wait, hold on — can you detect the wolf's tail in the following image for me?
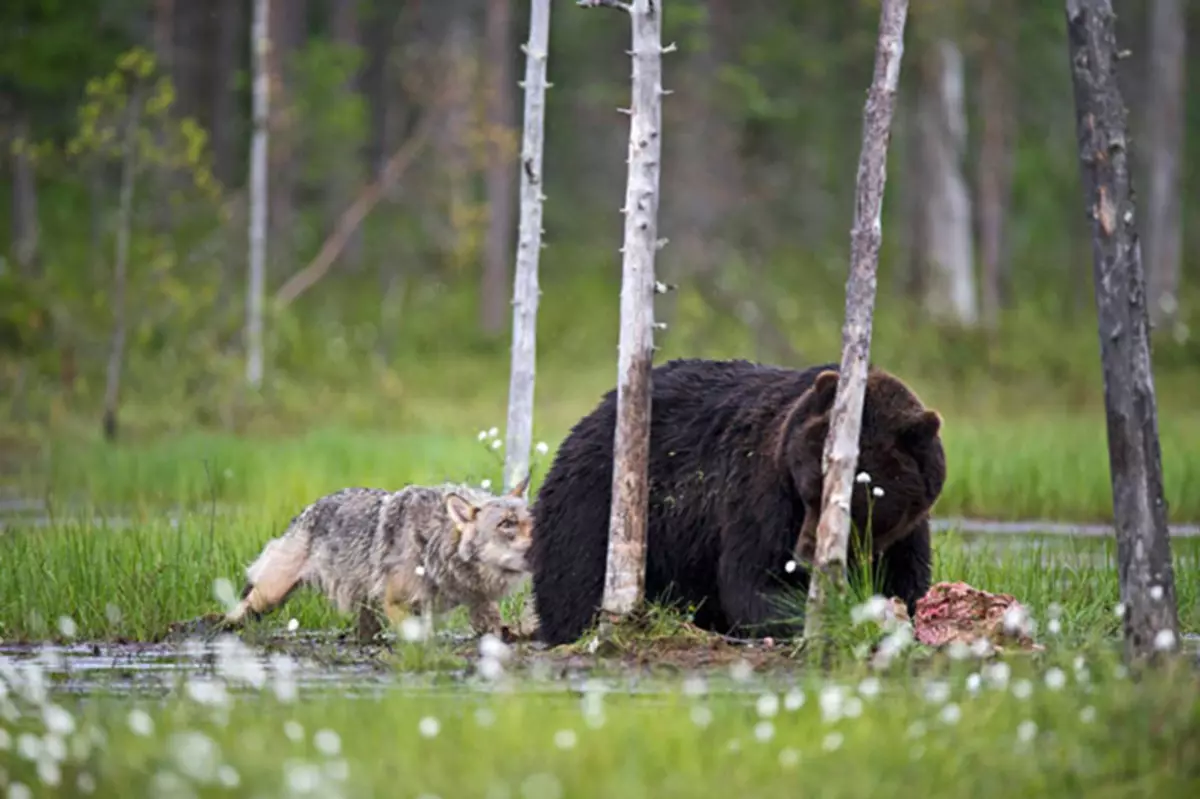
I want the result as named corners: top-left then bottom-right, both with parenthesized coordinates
top-left (224, 510), bottom-right (314, 625)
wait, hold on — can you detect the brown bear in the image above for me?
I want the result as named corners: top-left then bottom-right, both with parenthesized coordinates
top-left (528, 358), bottom-right (946, 646)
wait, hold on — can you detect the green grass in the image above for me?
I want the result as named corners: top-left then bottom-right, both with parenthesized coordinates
top-left (8, 410), bottom-right (1200, 523)
top-left (1, 648), bottom-right (1198, 797)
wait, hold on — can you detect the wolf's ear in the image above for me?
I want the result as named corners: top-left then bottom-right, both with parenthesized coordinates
top-left (507, 473), bottom-right (531, 499)
top-left (900, 409), bottom-right (942, 446)
top-left (445, 493), bottom-right (479, 528)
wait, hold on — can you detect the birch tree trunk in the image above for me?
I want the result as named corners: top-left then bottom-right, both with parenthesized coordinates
top-left (803, 0), bottom-right (908, 641)
top-left (247, 0), bottom-right (270, 388)
top-left (977, 0), bottom-right (1015, 328)
top-left (580, 0), bottom-right (668, 620)
top-left (103, 87), bottom-right (143, 442)
top-left (917, 37), bottom-right (977, 326)
top-left (502, 0), bottom-right (552, 493)
top-left (1064, 0), bottom-right (1180, 664)
top-left (10, 113), bottom-right (40, 276)
top-left (1143, 0), bottom-right (1186, 328)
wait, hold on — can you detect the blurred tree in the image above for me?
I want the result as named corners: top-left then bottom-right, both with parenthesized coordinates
top-left (914, 5), bottom-right (978, 326)
top-left (482, 0), bottom-right (518, 338)
top-left (976, 0), bottom-right (1016, 329)
top-left (1144, 0), bottom-right (1186, 328)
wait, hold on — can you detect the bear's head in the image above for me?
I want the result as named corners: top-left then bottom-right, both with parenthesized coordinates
top-left (782, 368), bottom-right (946, 567)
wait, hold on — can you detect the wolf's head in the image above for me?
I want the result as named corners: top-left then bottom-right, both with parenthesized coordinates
top-left (445, 474), bottom-right (534, 576)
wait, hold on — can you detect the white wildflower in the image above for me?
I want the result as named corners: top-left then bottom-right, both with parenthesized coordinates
top-left (778, 748), bottom-right (800, 769)
top-left (1044, 667), bottom-right (1067, 691)
top-left (7, 784), bottom-right (32, 799)
top-left (488, 427), bottom-right (499, 439)
top-left (76, 772), bottom-right (96, 794)
top-left (689, 706), bottom-right (713, 728)
top-left (858, 677), bottom-right (882, 699)
top-left (217, 765), bottom-right (240, 789)
top-left (822, 732), bottom-right (844, 752)
top-left (1011, 679), bottom-right (1033, 700)
top-left (851, 596), bottom-right (890, 626)
top-left (855, 472), bottom-right (872, 484)
top-left (474, 708), bottom-right (497, 728)
top-left (418, 717), bottom-right (440, 738)
top-left (729, 659), bottom-right (754, 683)
top-left (783, 688), bottom-right (805, 711)
top-left (965, 673), bottom-right (982, 695)
top-left (478, 430), bottom-right (489, 442)
top-left (1154, 628), bottom-right (1177, 652)
top-left (491, 440), bottom-right (502, 450)
top-left (1016, 720), bottom-right (1038, 744)
top-left (819, 684), bottom-right (846, 723)
top-left (35, 761), bottom-right (60, 788)
top-left (535, 442), bottom-right (550, 455)
top-left (939, 703), bottom-right (961, 725)
top-left (753, 721), bottom-right (775, 742)
top-left (553, 729), bottom-right (577, 750)
top-left (1113, 602), bottom-right (1126, 619)
top-left (681, 675), bottom-right (707, 697)
top-left (1150, 585), bottom-right (1164, 601)
top-left (284, 760), bottom-right (322, 795)
top-left (287, 618), bottom-right (300, 632)
top-left (872, 486), bottom-right (884, 498)
top-left (314, 729), bottom-right (341, 757)
top-left (42, 705), bottom-right (75, 736)
top-left (56, 617), bottom-right (77, 639)
top-left (284, 721), bottom-right (305, 743)
top-left (784, 560), bottom-right (797, 574)
top-left (755, 693), bottom-right (780, 719)
top-left (479, 634), bottom-right (511, 662)
top-left (212, 577), bottom-right (237, 611)
top-left (923, 680), bottom-right (951, 705)
top-left (1048, 619), bottom-right (1062, 635)
top-left (170, 731), bottom-right (221, 784)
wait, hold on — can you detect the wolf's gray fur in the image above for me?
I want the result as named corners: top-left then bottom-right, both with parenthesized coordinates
top-left (223, 476), bottom-right (533, 642)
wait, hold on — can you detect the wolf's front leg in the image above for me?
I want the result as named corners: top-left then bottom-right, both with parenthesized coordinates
top-left (356, 603), bottom-right (385, 644)
top-left (468, 601), bottom-right (507, 639)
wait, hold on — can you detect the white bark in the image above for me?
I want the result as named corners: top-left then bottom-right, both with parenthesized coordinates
top-left (804, 0), bottom-right (908, 639)
top-left (919, 39), bottom-right (977, 326)
top-left (597, 0), bottom-right (668, 618)
top-left (503, 0), bottom-right (552, 492)
top-left (247, 0), bottom-right (270, 388)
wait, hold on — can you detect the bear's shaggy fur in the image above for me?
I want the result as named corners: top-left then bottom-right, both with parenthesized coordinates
top-left (529, 358), bottom-right (946, 646)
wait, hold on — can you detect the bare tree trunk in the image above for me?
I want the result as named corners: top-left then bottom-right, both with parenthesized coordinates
top-left (1144, 0), bottom-right (1186, 327)
top-left (1064, 0), bottom-right (1180, 664)
top-left (247, 0), bottom-right (270, 389)
top-left (917, 37), bottom-right (977, 326)
top-left (267, 0), bottom-right (299, 276)
top-left (10, 113), bottom-right (40, 275)
top-left (481, 0), bottom-right (518, 337)
top-left (502, 0), bottom-right (552, 492)
top-left (977, 0), bottom-right (1014, 328)
top-left (803, 0), bottom-right (908, 641)
top-left (103, 88), bottom-right (144, 442)
top-left (328, 0), bottom-right (364, 268)
top-left (580, 0), bottom-right (668, 621)
top-left (211, 0), bottom-right (243, 187)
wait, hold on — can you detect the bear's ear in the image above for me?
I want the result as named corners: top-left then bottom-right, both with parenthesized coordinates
top-left (808, 370), bottom-right (840, 415)
top-left (899, 410), bottom-right (942, 446)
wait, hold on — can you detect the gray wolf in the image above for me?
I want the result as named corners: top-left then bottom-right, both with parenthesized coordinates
top-left (223, 476), bottom-right (533, 642)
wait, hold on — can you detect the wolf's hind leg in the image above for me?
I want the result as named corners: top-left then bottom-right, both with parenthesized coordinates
top-left (225, 531), bottom-right (310, 625)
